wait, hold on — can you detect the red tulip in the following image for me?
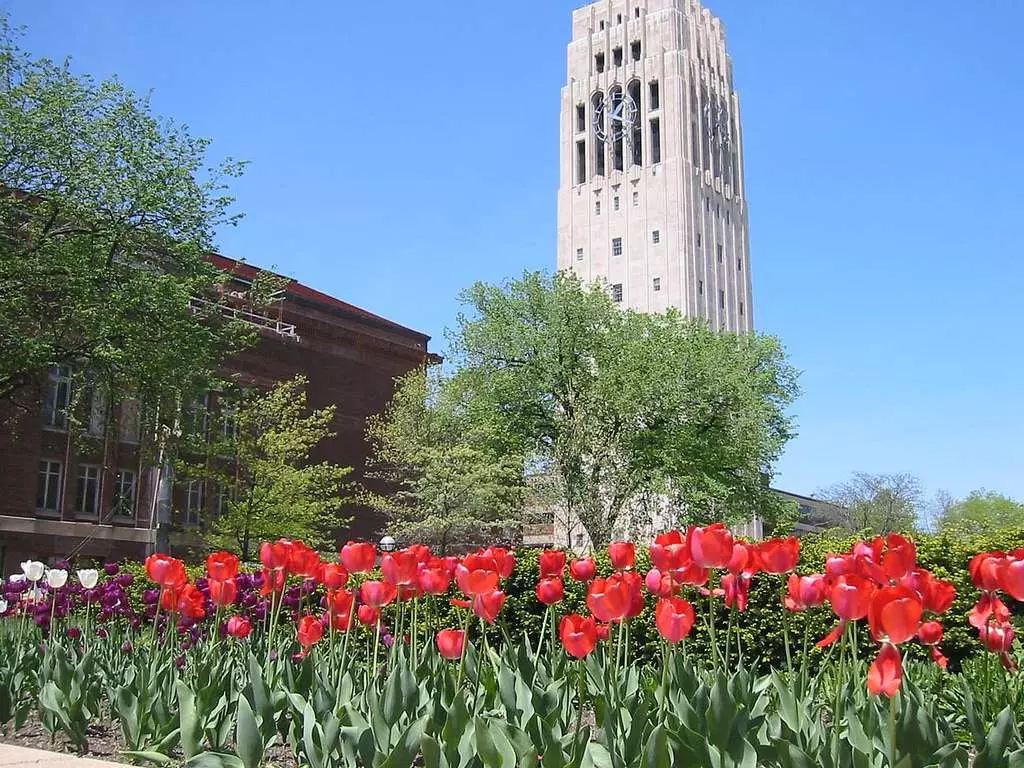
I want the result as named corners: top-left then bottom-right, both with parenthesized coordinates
top-left (206, 552), bottom-right (240, 581)
top-left (296, 615), bottom-right (324, 655)
top-left (655, 596), bottom-right (696, 643)
top-left (980, 623), bottom-right (1015, 653)
top-left (536, 577), bottom-right (565, 606)
top-left (901, 569), bottom-right (956, 615)
top-left (456, 565), bottom-right (500, 596)
top-left (176, 584), bottom-right (206, 620)
top-left (830, 574), bottom-right (876, 621)
top-left (675, 561), bottom-right (710, 587)
top-left (208, 578), bottom-right (237, 608)
top-left (969, 594), bottom-right (1011, 630)
top-left (688, 524), bottom-right (734, 569)
top-left (587, 576), bottom-right (629, 623)
top-left (418, 563), bottom-right (452, 595)
top-left (595, 623), bottom-right (610, 641)
top-left (917, 621), bottom-right (943, 646)
top-left (785, 573), bottom-right (828, 611)
top-left (969, 551), bottom-right (1005, 592)
top-left (645, 568), bottom-right (675, 597)
top-left (879, 534), bottom-right (916, 581)
top-left (650, 530), bottom-right (689, 572)
top-left (359, 580), bottom-right (397, 608)
top-left (721, 573), bottom-right (751, 612)
top-left (1001, 557), bottom-right (1024, 601)
top-left (608, 541), bottom-right (635, 570)
top-left (539, 549), bottom-right (567, 578)
top-left (621, 571), bottom-right (645, 619)
top-left (288, 542), bottom-right (321, 579)
top-left (867, 586), bottom-right (923, 645)
top-left (757, 537), bottom-right (800, 574)
top-left (340, 541), bottom-right (377, 574)
top-left (260, 540), bottom-right (291, 571)
top-left (320, 563), bottom-right (349, 591)
top-left (226, 616), bottom-right (251, 639)
top-left (569, 557), bottom-right (597, 582)
top-left (825, 554), bottom-right (853, 580)
top-left (472, 547), bottom-right (515, 579)
top-left (381, 550), bottom-right (419, 586)
top-left (867, 643), bottom-right (903, 697)
top-left (727, 541), bottom-right (759, 576)
top-left (145, 554), bottom-right (187, 591)
top-left (472, 589), bottom-right (506, 624)
top-left (326, 589), bottom-right (355, 629)
top-left (435, 629), bottom-right (465, 660)
top-left (259, 567), bottom-right (286, 596)
top-left (408, 544), bottom-right (432, 566)
top-left (357, 604), bottom-right (379, 626)
top-left (560, 614), bottom-right (598, 658)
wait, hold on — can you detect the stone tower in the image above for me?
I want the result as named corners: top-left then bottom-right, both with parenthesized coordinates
top-left (556, 0), bottom-right (753, 332)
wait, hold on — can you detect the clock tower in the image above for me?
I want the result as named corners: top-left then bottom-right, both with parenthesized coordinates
top-left (556, 0), bottom-right (753, 332)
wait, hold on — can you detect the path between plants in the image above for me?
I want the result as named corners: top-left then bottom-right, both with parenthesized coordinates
top-left (0, 743), bottom-right (126, 766)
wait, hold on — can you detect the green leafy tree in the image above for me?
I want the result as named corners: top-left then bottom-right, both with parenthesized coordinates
top-left (937, 490), bottom-right (1024, 533)
top-left (817, 472), bottom-right (923, 534)
top-left (447, 271), bottom-right (799, 547)
top-left (363, 368), bottom-right (526, 553)
top-left (0, 17), bottom-right (258, 437)
top-left (183, 376), bottom-right (351, 560)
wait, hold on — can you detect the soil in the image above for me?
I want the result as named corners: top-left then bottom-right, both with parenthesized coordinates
top-left (0, 713), bottom-right (299, 767)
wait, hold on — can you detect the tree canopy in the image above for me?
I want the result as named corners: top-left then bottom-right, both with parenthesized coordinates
top-left (936, 490), bottom-right (1024, 533)
top-left (366, 271), bottom-right (800, 548)
top-left (362, 368), bottom-right (527, 553)
top-left (0, 17), bottom-right (257, 438)
top-left (182, 376), bottom-right (351, 560)
top-left (817, 472), bottom-right (923, 534)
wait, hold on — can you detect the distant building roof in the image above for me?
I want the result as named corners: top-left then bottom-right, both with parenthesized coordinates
top-left (773, 488), bottom-right (846, 533)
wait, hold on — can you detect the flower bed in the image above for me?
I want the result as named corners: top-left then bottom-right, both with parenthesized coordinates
top-left (1, 528), bottom-right (1023, 767)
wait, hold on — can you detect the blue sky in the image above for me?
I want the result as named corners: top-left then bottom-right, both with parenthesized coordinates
top-left (7, 1), bottom-right (1023, 505)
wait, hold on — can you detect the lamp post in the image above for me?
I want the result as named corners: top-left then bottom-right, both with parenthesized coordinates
top-left (379, 535), bottom-right (397, 553)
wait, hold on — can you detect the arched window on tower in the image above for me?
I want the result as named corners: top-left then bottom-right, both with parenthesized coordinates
top-left (592, 91), bottom-right (606, 178)
top-left (628, 80), bottom-right (643, 166)
top-left (610, 85), bottom-right (624, 172)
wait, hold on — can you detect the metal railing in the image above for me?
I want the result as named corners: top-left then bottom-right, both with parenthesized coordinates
top-left (189, 297), bottom-right (299, 341)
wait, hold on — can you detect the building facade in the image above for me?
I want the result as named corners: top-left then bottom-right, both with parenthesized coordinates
top-left (557, 0), bottom-right (753, 332)
top-left (0, 255), bottom-right (435, 571)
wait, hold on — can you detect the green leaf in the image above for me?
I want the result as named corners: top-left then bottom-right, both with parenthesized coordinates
top-left (176, 680), bottom-right (201, 761)
top-left (185, 753), bottom-right (245, 768)
top-left (234, 695), bottom-right (263, 768)
top-left (645, 723), bottom-right (671, 768)
top-left (381, 715), bottom-right (429, 768)
top-left (582, 742), bottom-right (613, 768)
top-left (120, 751), bottom-right (175, 766)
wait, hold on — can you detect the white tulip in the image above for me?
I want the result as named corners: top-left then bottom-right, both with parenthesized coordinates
top-left (9, 574), bottom-right (25, 584)
top-left (0, 599), bottom-right (7, 614)
top-left (77, 569), bottom-right (99, 589)
top-left (45, 569), bottom-right (68, 589)
top-left (21, 560), bottom-right (45, 582)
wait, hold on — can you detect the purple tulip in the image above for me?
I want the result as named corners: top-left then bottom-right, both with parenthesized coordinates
top-left (103, 563), bottom-right (120, 576)
top-left (142, 589), bottom-right (159, 605)
top-left (121, 641), bottom-right (133, 654)
top-left (96, 627), bottom-right (108, 639)
top-left (116, 573), bottom-right (134, 587)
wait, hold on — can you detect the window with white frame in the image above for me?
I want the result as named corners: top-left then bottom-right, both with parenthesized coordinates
top-left (613, 195), bottom-right (620, 211)
top-left (632, 191), bottom-right (639, 206)
top-left (113, 470), bottom-right (137, 518)
top-left (37, 460), bottom-right (62, 512)
top-left (653, 277), bottom-right (661, 292)
top-left (42, 366), bottom-right (73, 430)
top-left (612, 237), bottom-right (623, 256)
top-left (76, 465), bottom-right (101, 517)
top-left (85, 386), bottom-right (107, 437)
top-left (221, 400), bottom-right (238, 440)
top-left (185, 480), bottom-right (204, 525)
top-left (576, 247), bottom-right (584, 262)
top-left (652, 230), bottom-right (660, 244)
top-left (611, 283), bottom-right (623, 303)
top-left (185, 392), bottom-right (210, 439)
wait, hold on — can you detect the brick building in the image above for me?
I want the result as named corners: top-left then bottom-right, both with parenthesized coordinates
top-left (0, 254), bottom-right (435, 571)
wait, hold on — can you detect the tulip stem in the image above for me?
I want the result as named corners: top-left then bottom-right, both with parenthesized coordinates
top-left (573, 658), bottom-right (585, 762)
top-left (724, 604), bottom-right (735, 669)
top-left (888, 692), bottom-right (897, 768)
top-left (800, 618), bottom-right (810, 696)
top-left (659, 641), bottom-right (669, 722)
top-left (781, 588), bottom-right (793, 679)
top-left (370, 617), bottom-right (381, 687)
top-left (533, 605), bottom-right (550, 675)
top-left (707, 593), bottom-right (720, 671)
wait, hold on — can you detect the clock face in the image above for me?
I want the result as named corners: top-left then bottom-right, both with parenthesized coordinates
top-left (704, 98), bottom-right (732, 148)
top-left (593, 91), bottom-right (638, 144)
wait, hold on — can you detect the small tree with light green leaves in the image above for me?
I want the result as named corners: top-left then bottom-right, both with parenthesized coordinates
top-left (184, 375), bottom-right (351, 560)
